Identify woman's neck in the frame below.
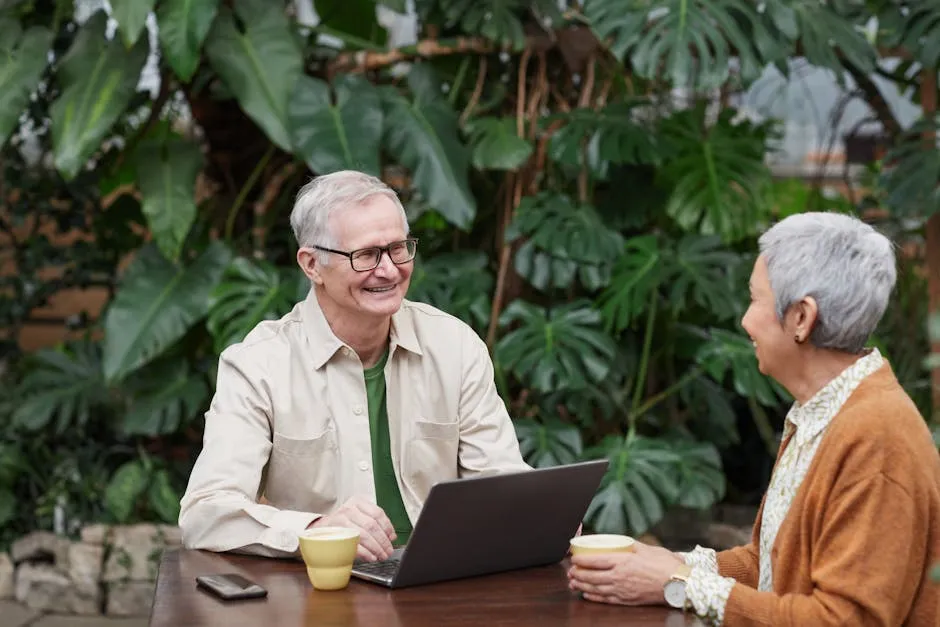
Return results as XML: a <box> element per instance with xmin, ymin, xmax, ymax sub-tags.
<box><xmin>785</xmin><ymin>348</ymin><xmax>867</xmax><ymax>405</ymax></box>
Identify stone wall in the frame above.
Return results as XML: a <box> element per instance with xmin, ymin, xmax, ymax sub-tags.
<box><xmin>0</xmin><ymin>524</ymin><xmax>181</xmax><ymax>616</ymax></box>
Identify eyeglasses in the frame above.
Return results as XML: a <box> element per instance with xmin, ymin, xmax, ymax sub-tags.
<box><xmin>312</xmin><ymin>238</ymin><xmax>418</xmax><ymax>272</ymax></box>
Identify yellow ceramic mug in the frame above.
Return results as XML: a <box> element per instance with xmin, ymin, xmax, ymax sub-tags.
<box><xmin>569</xmin><ymin>533</ymin><xmax>636</xmax><ymax>556</ymax></box>
<box><xmin>298</xmin><ymin>527</ymin><xmax>360</xmax><ymax>591</ymax></box>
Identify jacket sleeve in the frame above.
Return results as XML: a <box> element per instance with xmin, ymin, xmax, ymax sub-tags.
<box><xmin>721</xmin><ymin>473</ymin><xmax>921</xmax><ymax>627</ymax></box>
<box><xmin>178</xmin><ymin>347</ymin><xmax>317</xmax><ymax>557</ymax></box>
<box><xmin>716</xmin><ymin>542</ymin><xmax>761</xmax><ymax>589</ymax></box>
<box><xmin>455</xmin><ymin>327</ymin><xmax>531</xmax><ymax>477</ymax></box>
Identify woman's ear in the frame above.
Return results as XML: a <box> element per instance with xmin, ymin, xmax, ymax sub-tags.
<box><xmin>792</xmin><ymin>296</ymin><xmax>819</xmax><ymax>343</ymax></box>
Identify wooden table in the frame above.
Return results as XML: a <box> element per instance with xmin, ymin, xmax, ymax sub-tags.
<box><xmin>151</xmin><ymin>549</ymin><xmax>703</xmax><ymax>627</ymax></box>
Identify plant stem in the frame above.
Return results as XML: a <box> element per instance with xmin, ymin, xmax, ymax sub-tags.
<box><xmin>632</xmin><ymin>366</ymin><xmax>703</xmax><ymax>419</ymax></box>
<box><xmin>310</xmin><ymin>24</ymin><xmax>384</xmax><ymax>52</ymax></box>
<box><xmin>629</xmin><ymin>290</ymin><xmax>658</xmax><ymax>425</ymax></box>
<box><xmin>449</xmin><ymin>56</ymin><xmax>471</xmax><ymax>106</ymax></box>
<box><xmin>225</xmin><ymin>145</ymin><xmax>275</xmax><ymax>242</ymax></box>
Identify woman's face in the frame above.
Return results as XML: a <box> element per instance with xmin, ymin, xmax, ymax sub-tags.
<box><xmin>741</xmin><ymin>255</ymin><xmax>800</xmax><ymax>378</ymax></box>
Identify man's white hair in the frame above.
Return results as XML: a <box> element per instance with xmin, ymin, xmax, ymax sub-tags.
<box><xmin>289</xmin><ymin>170</ymin><xmax>409</xmax><ymax>264</ymax></box>
<box><xmin>758</xmin><ymin>212</ymin><xmax>897</xmax><ymax>353</ymax></box>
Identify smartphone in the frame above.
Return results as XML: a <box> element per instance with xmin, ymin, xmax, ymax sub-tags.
<box><xmin>195</xmin><ymin>573</ymin><xmax>268</xmax><ymax>601</ymax></box>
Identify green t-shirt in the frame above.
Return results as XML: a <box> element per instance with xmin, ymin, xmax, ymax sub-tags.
<box><xmin>363</xmin><ymin>349</ymin><xmax>413</xmax><ymax>546</ymax></box>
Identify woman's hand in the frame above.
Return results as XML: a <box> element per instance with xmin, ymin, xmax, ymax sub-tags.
<box><xmin>567</xmin><ymin>542</ymin><xmax>685</xmax><ymax>606</ymax></box>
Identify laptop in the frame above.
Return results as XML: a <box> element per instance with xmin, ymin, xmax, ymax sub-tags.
<box><xmin>350</xmin><ymin>459</ymin><xmax>609</xmax><ymax>588</ymax></box>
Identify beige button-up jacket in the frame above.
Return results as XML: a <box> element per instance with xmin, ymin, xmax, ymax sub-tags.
<box><xmin>179</xmin><ymin>290</ymin><xmax>530</xmax><ymax>557</ymax></box>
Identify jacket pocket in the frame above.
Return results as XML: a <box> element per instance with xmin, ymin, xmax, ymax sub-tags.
<box><xmin>264</xmin><ymin>427</ymin><xmax>338</xmax><ymax>513</ymax></box>
<box><xmin>405</xmin><ymin>419</ymin><xmax>460</xmax><ymax>501</ymax></box>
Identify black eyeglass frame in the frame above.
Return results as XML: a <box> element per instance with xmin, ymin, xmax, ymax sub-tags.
<box><xmin>311</xmin><ymin>238</ymin><xmax>419</xmax><ymax>272</ymax></box>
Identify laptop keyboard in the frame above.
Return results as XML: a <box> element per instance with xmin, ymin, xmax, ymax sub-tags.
<box><xmin>354</xmin><ymin>557</ymin><xmax>401</xmax><ymax>578</ymax></box>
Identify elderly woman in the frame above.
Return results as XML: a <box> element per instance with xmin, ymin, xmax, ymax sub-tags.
<box><xmin>568</xmin><ymin>212</ymin><xmax>940</xmax><ymax>626</ymax></box>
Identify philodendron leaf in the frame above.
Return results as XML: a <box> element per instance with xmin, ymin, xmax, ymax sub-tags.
<box><xmin>205</xmin><ymin>0</ymin><xmax>303</xmax><ymax>151</ymax></box>
<box><xmin>695</xmin><ymin>328</ymin><xmax>791</xmax><ymax>407</ymax></box>
<box><xmin>105</xmin><ymin>460</ymin><xmax>149</xmax><ymax>523</ymax></box>
<box><xmin>380</xmin><ymin>65</ymin><xmax>475</xmax><ymax>229</ymax></box>
<box><xmin>0</xmin><ymin>19</ymin><xmax>53</xmax><ymax>146</ymax></box>
<box><xmin>289</xmin><ymin>74</ymin><xmax>383</xmax><ymax>176</ymax></box>
<box><xmin>110</xmin><ymin>0</ymin><xmax>157</xmax><ymax>48</ymax></box>
<box><xmin>157</xmin><ymin>0</ymin><xmax>220</xmax><ymax>81</ymax></box>
<box><xmin>134</xmin><ymin>136</ymin><xmax>203</xmax><ymax>262</ymax></box>
<box><xmin>50</xmin><ymin>12</ymin><xmax>149</xmax><ymax>179</ymax></box>
<box><xmin>465</xmin><ymin>116</ymin><xmax>532</xmax><ymax>171</ymax></box>
<box><xmin>148</xmin><ymin>469</ymin><xmax>182</xmax><ymax>523</ymax></box>
<box><xmin>103</xmin><ymin>241</ymin><xmax>233</xmax><ymax>382</ymax></box>
<box><xmin>124</xmin><ymin>357</ymin><xmax>210</xmax><ymax>435</ymax></box>
<box><xmin>514</xmin><ymin>418</ymin><xmax>583</xmax><ymax>468</ymax></box>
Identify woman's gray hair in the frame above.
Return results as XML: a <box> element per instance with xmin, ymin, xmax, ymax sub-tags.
<box><xmin>289</xmin><ymin>170</ymin><xmax>408</xmax><ymax>263</ymax></box>
<box><xmin>759</xmin><ymin>212</ymin><xmax>897</xmax><ymax>353</ymax></box>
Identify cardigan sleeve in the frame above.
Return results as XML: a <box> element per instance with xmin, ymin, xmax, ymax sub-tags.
<box><xmin>716</xmin><ymin>542</ymin><xmax>760</xmax><ymax>588</ymax></box>
<box><xmin>721</xmin><ymin>473</ymin><xmax>921</xmax><ymax>627</ymax></box>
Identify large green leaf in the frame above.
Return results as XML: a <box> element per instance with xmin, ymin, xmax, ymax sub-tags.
<box><xmin>584</xmin><ymin>0</ymin><xmax>773</xmax><ymax>89</ymax></box>
<box><xmin>148</xmin><ymin>469</ymin><xmax>182</xmax><ymax>524</ymax></box>
<box><xmin>50</xmin><ymin>12</ymin><xmax>149</xmax><ymax>179</ymax></box>
<box><xmin>768</xmin><ymin>0</ymin><xmax>875</xmax><ymax>78</ymax></box>
<box><xmin>877</xmin><ymin>1</ymin><xmax>940</xmax><ymax>68</ymax></box>
<box><xmin>314</xmin><ymin>0</ymin><xmax>386</xmax><ymax>45</ymax></box>
<box><xmin>406</xmin><ymin>251</ymin><xmax>493</xmax><ymax>332</ymax></box>
<box><xmin>547</xmin><ymin>102</ymin><xmax>662</xmax><ymax>175</ymax></box>
<box><xmin>10</xmin><ymin>341</ymin><xmax>107</xmax><ymax>433</ymax></box>
<box><xmin>103</xmin><ymin>241</ymin><xmax>233</xmax><ymax>382</ymax></box>
<box><xmin>496</xmin><ymin>300</ymin><xmax>617</xmax><ymax>393</ymax></box>
<box><xmin>104</xmin><ymin>460</ymin><xmax>149</xmax><ymax>523</ymax></box>
<box><xmin>123</xmin><ymin>358</ymin><xmax>210</xmax><ymax>435</ymax></box>
<box><xmin>134</xmin><ymin>136</ymin><xmax>203</xmax><ymax>262</ymax></box>
<box><xmin>157</xmin><ymin>0</ymin><xmax>220</xmax><ymax>82</ymax></box>
<box><xmin>669</xmin><ymin>438</ymin><xmax>726</xmax><ymax>509</ymax></box>
<box><xmin>466</xmin><ymin>116</ymin><xmax>532</xmax><ymax>171</ymax></box>
<box><xmin>205</xmin><ymin>0</ymin><xmax>303</xmax><ymax>151</ymax></box>
<box><xmin>422</xmin><ymin>0</ymin><xmax>527</xmax><ymax>49</ymax></box>
<box><xmin>0</xmin><ymin>20</ymin><xmax>53</xmax><ymax>147</ymax></box>
<box><xmin>667</xmin><ymin>235</ymin><xmax>740</xmax><ymax>319</ymax></box>
<box><xmin>679</xmin><ymin>376</ymin><xmax>740</xmax><ymax>447</ymax></box>
<box><xmin>509</xmin><ymin>193</ymin><xmax>624</xmax><ymax>291</ymax></box>
<box><xmin>380</xmin><ymin>67</ymin><xmax>475</xmax><ymax>229</ymax></box>
<box><xmin>659</xmin><ymin>105</ymin><xmax>776</xmax><ymax>243</ymax></box>
<box><xmin>880</xmin><ymin>117</ymin><xmax>940</xmax><ymax>218</ymax></box>
<box><xmin>584</xmin><ymin>435</ymin><xmax>680</xmax><ymax>535</ymax></box>
<box><xmin>110</xmin><ymin>0</ymin><xmax>156</xmax><ymax>47</ymax></box>
<box><xmin>207</xmin><ymin>256</ymin><xmax>307</xmax><ymax>353</ymax></box>
<box><xmin>0</xmin><ymin>489</ymin><xmax>14</xmax><ymax>528</ymax></box>
<box><xmin>695</xmin><ymin>328</ymin><xmax>791</xmax><ymax>406</ymax></box>
<box><xmin>289</xmin><ymin>74</ymin><xmax>383</xmax><ymax>176</ymax></box>
<box><xmin>514</xmin><ymin>418</ymin><xmax>583</xmax><ymax>468</ymax></box>
<box><xmin>598</xmin><ymin>235</ymin><xmax>664</xmax><ymax>332</ymax></box>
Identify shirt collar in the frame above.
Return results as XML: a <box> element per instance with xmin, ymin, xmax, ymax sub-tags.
<box><xmin>786</xmin><ymin>348</ymin><xmax>885</xmax><ymax>446</ymax></box>
<box><xmin>302</xmin><ymin>289</ymin><xmax>423</xmax><ymax>369</ymax></box>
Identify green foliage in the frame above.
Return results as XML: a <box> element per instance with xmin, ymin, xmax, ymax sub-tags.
<box><xmin>696</xmin><ymin>329</ymin><xmax>791</xmax><ymax>407</ymax></box>
<box><xmin>880</xmin><ymin>117</ymin><xmax>940</xmax><ymax>218</ymax></box>
<box><xmin>110</xmin><ymin>0</ymin><xmax>156</xmax><ymax>48</ymax></box>
<box><xmin>877</xmin><ymin>1</ymin><xmax>940</xmax><ymax>67</ymax></box>
<box><xmin>514</xmin><ymin>419</ymin><xmax>583</xmax><ymax>468</ymax></box>
<box><xmin>406</xmin><ymin>252</ymin><xmax>493</xmax><ymax>332</ymax></box>
<box><xmin>0</xmin><ymin>19</ymin><xmax>52</xmax><ymax>146</ymax></box>
<box><xmin>466</xmin><ymin>117</ymin><xmax>533</xmax><ymax>171</ymax></box>
<box><xmin>157</xmin><ymin>0</ymin><xmax>220</xmax><ymax>82</ymax></box>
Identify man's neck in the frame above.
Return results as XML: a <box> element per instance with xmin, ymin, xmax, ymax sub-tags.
<box><xmin>315</xmin><ymin>289</ymin><xmax>390</xmax><ymax>368</ymax></box>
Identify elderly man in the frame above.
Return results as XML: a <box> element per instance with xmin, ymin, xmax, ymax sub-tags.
<box><xmin>568</xmin><ymin>212</ymin><xmax>940</xmax><ymax>626</ymax></box>
<box><xmin>179</xmin><ymin>170</ymin><xmax>529</xmax><ymax>562</ymax></box>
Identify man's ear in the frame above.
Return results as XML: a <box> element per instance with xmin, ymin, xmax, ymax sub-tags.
<box><xmin>297</xmin><ymin>248</ymin><xmax>324</xmax><ymax>286</ymax></box>
<box><xmin>791</xmin><ymin>296</ymin><xmax>819</xmax><ymax>343</ymax></box>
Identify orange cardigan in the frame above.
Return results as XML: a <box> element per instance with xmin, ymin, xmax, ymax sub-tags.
<box><xmin>716</xmin><ymin>364</ymin><xmax>940</xmax><ymax>626</ymax></box>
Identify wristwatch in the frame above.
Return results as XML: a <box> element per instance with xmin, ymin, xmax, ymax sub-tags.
<box><xmin>663</xmin><ymin>563</ymin><xmax>692</xmax><ymax>609</ymax></box>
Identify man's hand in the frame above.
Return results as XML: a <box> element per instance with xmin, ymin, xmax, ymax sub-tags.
<box><xmin>308</xmin><ymin>496</ymin><xmax>396</xmax><ymax>561</ymax></box>
<box><xmin>567</xmin><ymin>541</ymin><xmax>685</xmax><ymax>606</ymax></box>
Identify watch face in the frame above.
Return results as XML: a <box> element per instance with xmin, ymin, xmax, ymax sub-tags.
<box><xmin>664</xmin><ymin>580</ymin><xmax>686</xmax><ymax>609</ymax></box>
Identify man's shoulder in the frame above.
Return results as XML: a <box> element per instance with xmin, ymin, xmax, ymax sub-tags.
<box><xmin>399</xmin><ymin>300</ymin><xmax>483</xmax><ymax>349</ymax></box>
<box><xmin>219</xmin><ymin>301</ymin><xmax>305</xmax><ymax>364</ymax></box>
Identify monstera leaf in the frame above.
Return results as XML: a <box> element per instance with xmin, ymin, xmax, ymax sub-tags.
<box><xmin>496</xmin><ymin>300</ymin><xmax>617</xmax><ymax>393</ymax></box>
<box><xmin>205</xmin><ymin>0</ymin><xmax>303</xmax><ymax>151</ymax></box>
<box><xmin>123</xmin><ymin>358</ymin><xmax>210</xmax><ymax>435</ymax></box>
<box><xmin>547</xmin><ymin>102</ymin><xmax>662</xmax><ymax>173</ymax></box>
<box><xmin>380</xmin><ymin>66</ymin><xmax>475</xmax><ymax>229</ymax></box>
<box><xmin>421</xmin><ymin>0</ymin><xmax>526</xmax><ymax>49</ymax></box>
<box><xmin>598</xmin><ymin>235</ymin><xmax>665</xmax><ymax>332</ymax></box>
<box><xmin>669</xmin><ymin>438</ymin><xmax>726</xmax><ymax>509</ymax></box>
<box><xmin>766</xmin><ymin>0</ymin><xmax>875</xmax><ymax>78</ymax></box>
<box><xmin>103</xmin><ymin>242</ymin><xmax>233</xmax><ymax>382</ymax></box>
<box><xmin>509</xmin><ymin>193</ymin><xmax>625</xmax><ymax>291</ymax></box>
<box><xmin>207</xmin><ymin>256</ymin><xmax>307</xmax><ymax>353</ymax></box>
<box><xmin>880</xmin><ymin>117</ymin><xmax>940</xmax><ymax>218</ymax></box>
<box><xmin>583</xmin><ymin>0</ymin><xmax>774</xmax><ymax>88</ymax></box>
<box><xmin>10</xmin><ymin>341</ymin><xmax>107</xmax><ymax>433</ymax></box>
<box><xmin>289</xmin><ymin>74</ymin><xmax>384</xmax><ymax>176</ymax></box>
<box><xmin>514</xmin><ymin>418</ymin><xmax>583</xmax><ymax>468</ymax></box>
<box><xmin>695</xmin><ymin>328</ymin><xmax>791</xmax><ymax>407</ymax></box>
<box><xmin>110</xmin><ymin>0</ymin><xmax>156</xmax><ymax>47</ymax></box>
<box><xmin>877</xmin><ymin>1</ymin><xmax>940</xmax><ymax>67</ymax></box>
<box><xmin>50</xmin><ymin>12</ymin><xmax>149</xmax><ymax>179</ymax></box>
<box><xmin>406</xmin><ymin>251</ymin><xmax>493</xmax><ymax>332</ymax></box>
<box><xmin>584</xmin><ymin>434</ymin><xmax>680</xmax><ymax>535</ymax></box>
<box><xmin>465</xmin><ymin>116</ymin><xmax>532</xmax><ymax>171</ymax></box>
<box><xmin>157</xmin><ymin>0</ymin><xmax>220</xmax><ymax>81</ymax></box>
<box><xmin>666</xmin><ymin>235</ymin><xmax>740</xmax><ymax>320</ymax></box>
<box><xmin>133</xmin><ymin>136</ymin><xmax>203</xmax><ymax>262</ymax></box>
<box><xmin>0</xmin><ymin>19</ymin><xmax>53</xmax><ymax>146</ymax></box>
<box><xmin>680</xmin><ymin>376</ymin><xmax>740</xmax><ymax>447</ymax></box>
<box><xmin>659</xmin><ymin>105</ymin><xmax>776</xmax><ymax>243</ymax></box>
